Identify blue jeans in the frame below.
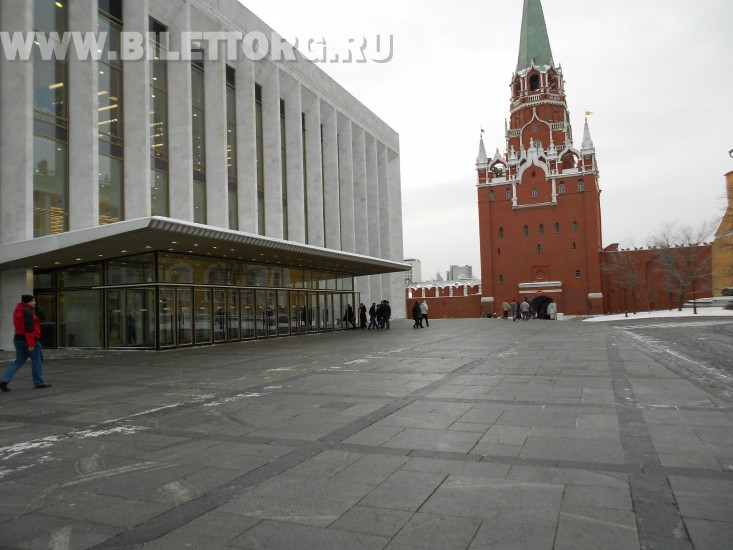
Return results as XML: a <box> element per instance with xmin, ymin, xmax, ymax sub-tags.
<box><xmin>2</xmin><ymin>337</ymin><xmax>45</xmax><ymax>387</ymax></box>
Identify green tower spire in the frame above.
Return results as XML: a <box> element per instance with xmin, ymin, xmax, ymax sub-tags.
<box><xmin>516</xmin><ymin>0</ymin><xmax>554</xmax><ymax>72</ymax></box>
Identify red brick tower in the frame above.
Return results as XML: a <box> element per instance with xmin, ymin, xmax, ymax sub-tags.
<box><xmin>476</xmin><ymin>0</ymin><xmax>604</xmax><ymax>317</ymax></box>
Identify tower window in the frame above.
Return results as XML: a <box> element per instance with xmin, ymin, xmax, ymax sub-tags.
<box><xmin>498</xmin><ymin>248</ymin><xmax>501</xmax><ymax>256</ymax></box>
<box><xmin>536</xmin><ymin>244</ymin><xmax>542</xmax><ymax>253</ymax></box>
<box><xmin>554</xmin><ymin>222</ymin><xmax>560</xmax><ymax>234</ymax></box>
<box><xmin>523</xmin><ymin>225</ymin><xmax>529</xmax><ymax>237</ymax></box>
<box><xmin>578</xmin><ymin>179</ymin><xmax>584</xmax><ymax>192</ymax></box>
<box><xmin>533</xmin><ymin>124</ymin><xmax>539</xmax><ymax>134</ymax></box>
<box><xmin>489</xmin><ymin>191</ymin><xmax>495</xmax><ymax>201</ymax></box>
<box><xmin>531</xmin><ymin>187</ymin><xmax>537</xmax><ymax>198</ymax></box>
<box><xmin>558</xmin><ymin>183</ymin><xmax>566</xmax><ymax>195</ymax></box>
<box><xmin>529</xmin><ymin>74</ymin><xmax>539</xmax><ymax>91</ymax></box>
<box><xmin>498</xmin><ymin>227</ymin><xmax>504</xmax><ymax>237</ymax></box>
<box><xmin>575</xmin><ymin>270</ymin><xmax>581</xmax><ymax>279</ymax></box>
<box><xmin>499</xmin><ymin>274</ymin><xmax>504</xmax><ymax>284</ymax></box>
<box><xmin>539</xmin><ymin>223</ymin><xmax>544</xmax><ymax>235</ymax></box>
<box><xmin>572</xmin><ymin>221</ymin><xmax>578</xmax><ymax>232</ymax></box>
<box><xmin>505</xmin><ymin>188</ymin><xmax>511</xmax><ymax>200</ymax></box>
<box><xmin>572</xmin><ymin>242</ymin><xmax>577</xmax><ymax>250</ymax></box>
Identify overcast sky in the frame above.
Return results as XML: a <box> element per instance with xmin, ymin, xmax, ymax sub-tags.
<box><xmin>240</xmin><ymin>0</ymin><xmax>733</xmax><ymax>281</ymax></box>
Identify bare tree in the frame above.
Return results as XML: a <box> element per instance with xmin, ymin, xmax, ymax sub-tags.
<box><xmin>602</xmin><ymin>249</ymin><xmax>643</xmax><ymax>315</ymax></box>
<box><xmin>647</xmin><ymin>222</ymin><xmax>714</xmax><ymax>311</ymax></box>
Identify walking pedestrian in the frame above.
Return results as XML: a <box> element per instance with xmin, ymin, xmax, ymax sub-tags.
<box><xmin>1</xmin><ymin>295</ymin><xmax>52</xmax><ymax>392</ymax></box>
<box><xmin>520</xmin><ymin>298</ymin><xmax>531</xmax><ymax>321</ymax></box>
<box><xmin>420</xmin><ymin>300</ymin><xmax>429</xmax><ymax>327</ymax></box>
<box><xmin>368</xmin><ymin>302</ymin><xmax>378</xmax><ymax>330</ymax></box>
<box><xmin>344</xmin><ymin>303</ymin><xmax>357</xmax><ymax>329</ymax></box>
<box><xmin>359</xmin><ymin>303</ymin><xmax>368</xmax><ymax>329</ymax></box>
<box><xmin>511</xmin><ymin>299</ymin><xmax>519</xmax><ymax>322</ymax></box>
<box><xmin>412</xmin><ymin>300</ymin><xmax>422</xmax><ymax>328</ymax></box>
<box><xmin>382</xmin><ymin>300</ymin><xmax>391</xmax><ymax>330</ymax></box>
<box><xmin>501</xmin><ymin>300</ymin><xmax>510</xmax><ymax>320</ymax></box>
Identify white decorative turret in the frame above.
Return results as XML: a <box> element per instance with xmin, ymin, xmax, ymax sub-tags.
<box><xmin>508</xmin><ymin>145</ymin><xmax>518</xmax><ymax>166</ymax></box>
<box><xmin>492</xmin><ymin>148</ymin><xmax>502</xmax><ymax>164</ymax></box>
<box><xmin>476</xmin><ymin>133</ymin><xmax>488</xmax><ymax>167</ymax></box>
<box><xmin>581</xmin><ymin>118</ymin><xmax>595</xmax><ymax>153</ymax></box>
<box><xmin>546</xmin><ymin>134</ymin><xmax>557</xmax><ymax>159</ymax></box>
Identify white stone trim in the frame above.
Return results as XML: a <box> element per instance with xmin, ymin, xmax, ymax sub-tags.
<box><xmin>588</xmin><ymin>293</ymin><xmax>604</xmax><ymax>299</ymax></box>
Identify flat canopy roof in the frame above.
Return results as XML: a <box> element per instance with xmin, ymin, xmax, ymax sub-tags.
<box><xmin>0</xmin><ymin>217</ymin><xmax>409</xmax><ymax>277</ymax></box>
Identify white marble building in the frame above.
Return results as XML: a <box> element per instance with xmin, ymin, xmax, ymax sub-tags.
<box><xmin>0</xmin><ymin>0</ymin><xmax>405</xmax><ymax>349</ymax></box>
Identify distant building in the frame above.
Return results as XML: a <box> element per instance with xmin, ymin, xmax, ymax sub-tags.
<box><xmin>712</xmin><ymin>171</ymin><xmax>733</xmax><ymax>295</ymax></box>
<box><xmin>447</xmin><ymin>265</ymin><xmax>473</xmax><ymax>281</ymax></box>
<box><xmin>404</xmin><ymin>258</ymin><xmax>422</xmax><ymax>283</ymax></box>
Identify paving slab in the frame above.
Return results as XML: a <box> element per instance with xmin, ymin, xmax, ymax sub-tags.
<box><xmin>1</xmin><ymin>318</ymin><xmax>733</xmax><ymax>549</ymax></box>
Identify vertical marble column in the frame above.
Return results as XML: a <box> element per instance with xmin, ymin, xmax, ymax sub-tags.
<box><xmin>351</xmin><ymin>124</ymin><xmax>369</xmax><ymax>302</ymax></box>
<box><xmin>235</xmin><ymin>54</ymin><xmax>256</xmax><ymax>233</ymax></box>
<box><xmin>257</xmin><ymin>60</ymin><xmax>282</xmax><ymax>238</ymax></box>
<box><xmin>281</xmin><ymin>72</ymin><xmax>304</xmax><ymax>243</ymax></box>
<box><xmin>387</xmin><ymin>148</ymin><xmax>406</xmax><ymax>318</ymax></box>
<box><xmin>68</xmin><ymin>0</ymin><xmax>99</xmax><ymax>230</ymax></box>
<box><xmin>377</xmin><ymin>142</ymin><xmax>391</xmax><ymax>297</ymax></box>
<box><xmin>351</xmin><ymin>125</ymin><xmax>368</xmax><ymax>256</ymax></box>
<box><xmin>122</xmin><ymin>0</ymin><xmax>151</xmax><ymax>219</ymax></box>
<box><xmin>365</xmin><ymin>134</ymin><xmax>381</xmax><ymax>301</ymax></box>
<box><xmin>0</xmin><ymin>0</ymin><xmax>33</xmax><ymax>244</ymax></box>
<box><xmin>0</xmin><ymin>0</ymin><xmax>33</xmax><ymax>350</ymax></box>
<box><xmin>302</xmin><ymin>89</ymin><xmax>323</xmax><ymax>247</ymax></box>
<box><xmin>320</xmin><ymin>100</ymin><xmax>340</xmax><ymax>250</ymax></box>
<box><xmin>167</xmin><ymin>1</ymin><xmax>193</xmax><ymax>221</ymax></box>
<box><xmin>204</xmin><ymin>43</ymin><xmax>227</xmax><ymax>226</ymax></box>
<box><xmin>337</xmin><ymin>113</ymin><xmax>355</xmax><ymax>253</ymax></box>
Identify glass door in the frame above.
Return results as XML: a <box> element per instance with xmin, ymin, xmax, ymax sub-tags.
<box><xmin>255</xmin><ymin>290</ymin><xmax>266</xmax><ymax>337</ymax></box>
<box><xmin>227</xmin><ymin>289</ymin><xmax>240</xmax><ymax>341</ymax></box>
<box><xmin>176</xmin><ymin>287</ymin><xmax>192</xmax><ymax>346</ymax></box>
<box><xmin>159</xmin><ymin>287</ymin><xmax>176</xmax><ymax>347</ymax></box>
<box><xmin>194</xmin><ymin>288</ymin><xmax>212</xmax><ymax>344</ymax></box>
<box><xmin>241</xmin><ymin>289</ymin><xmax>255</xmax><ymax>339</ymax></box>
<box><xmin>213</xmin><ymin>288</ymin><xmax>226</xmax><ymax>342</ymax></box>
<box><xmin>308</xmin><ymin>293</ymin><xmax>319</xmax><ymax>333</ymax></box>
<box><xmin>277</xmin><ymin>291</ymin><xmax>289</xmax><ymax>336</ymax></box>
<box><xmin>267</xmin><ymin>290</ymin><xmax>277</xmax><ymax>337</ymax></box>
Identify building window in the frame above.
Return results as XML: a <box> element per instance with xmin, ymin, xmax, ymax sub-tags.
<box><xmin>578</xmin><ymin>179</ymin><xmax>584</xmax><ymax>192</ymax></box>
<box><xmin>280</xmin><ymin>99</ymin><xmax>288</xmax><ymax>239</ymax></box>
<box><xmin>531</xmin><ymin>187</ymin><xmax>537</xmax><ymax>198</ymax></box>
<box><xmin>33</xmin><ymin>0</ymin><xmax>69</xmax><ymax>236</ymax></box>
<box><xmin>576</xmin><ymin>270</ymin><xmax>581</xmax><ymax>278</ymax></box>
<box><xmin>498</xmin><ymin>227</ymin><xmax>504</xmax><ymax>237</ymax></box>
<box><xmin>536</xmin><ymin>244</ymin><xmax>542</xmax><ymax>253</ymax></box>
<box><xmin>558</xmin><ymin>182</ymin><xmax>565</xmax><ymax>195</ymax></box>
<box><xmin>255</xmin><ymin>84</ymin><xmax>265</xmax><ymax>235</ymax></box>
<box><xmin>523</xmin><ymin>225</ymin><xmax>529</xmax><ymax>237</ymax></box>
<box><xmin>572</xmin><ymin>242</ymin><xmax>576</xmax><ymax>250</ymax></box>
<box><xmin>539</xmin><ymin>223</ymin><xmax>544</xmax><ymax>235</ymax></box>
<box><xmin>499</xmin><ymin>274</ymin><xmax>504</xmax><ymax>284</ymax></box>
<box><xmin>149</xmin><ymin>17</ymin><xmax>169</xmax><ymax>216</ymax></box>
<box><xmin>554</xmin><ymin>222</ymin><xmax>560</xmax><ymax>234</ymax></box>
<box><xmin>572</xmin><ymin>220</ymin><xmax>578</xmax><ymax>232</ymax></box>
<box><xmin>489</xmin><ymin>191</ymin><xmax>494</xmax><ymax>201</ymax></box>
<box><xmin>505</xmin><ymin>188</ymin><xmax>511</xmax><ymax>200</ymax></box>
<box><xmin>191</xmin><ymin>51</ymin><xmax>206</xmax><ymax>224</ymax></box>
<box><xmin>498</xmin><ymin>248</ymin><xmax>501</xmax><ymax>256</ymax></box>
<box><xmin>98</xmin><ymin>1</ymin><xmax>124</xmax><ymax>225</ymax></box>
<box><xmin>226</xmin><ymin>66</ymin><xmax>238</xmax><ymax>230</ymax></box>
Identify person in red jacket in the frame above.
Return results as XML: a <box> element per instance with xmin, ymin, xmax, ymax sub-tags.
<box><xmin>0</xmin><ymin>295</ymin><xmax>51</xmax><ymax>392</ymax></box>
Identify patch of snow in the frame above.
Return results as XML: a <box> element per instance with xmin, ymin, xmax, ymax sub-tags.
<box><xmin>584</xmin><ymin>307</ymin><xmax>733</xmax><ymax>323</ymax></box>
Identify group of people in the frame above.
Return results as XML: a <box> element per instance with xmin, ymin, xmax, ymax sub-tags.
<box><xmin>410</xmin><ymin>300</ymin><xmax>430</xmax><ymax>328</ymax></box>
<box><xmin>344</xmin><ymin>300</ymin><xmax>393</xmax><ymax>330</ymax></box>
<box><xmin>501</xmin><ymin>298</ymin><xmax>533</xmax><ymax>321</ymax></box>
